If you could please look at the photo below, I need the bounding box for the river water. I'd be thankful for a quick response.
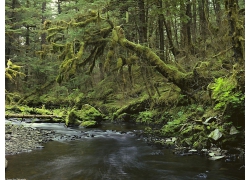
[5,122,244,180]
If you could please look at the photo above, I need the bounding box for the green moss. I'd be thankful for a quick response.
[66,105,103,126]
[112,96,150,120]
[79,120,97,128]
[71,16,98,28]
[81,104,102,120]
[117,57,123,68]
[104,49,114,72]
[209,76,244,111]
[115,26,194,91]
[65,109,81,126]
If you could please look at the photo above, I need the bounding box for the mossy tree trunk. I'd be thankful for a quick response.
[225,0,244,64]
[112,26,199,97]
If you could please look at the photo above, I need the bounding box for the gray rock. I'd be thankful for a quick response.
[230,126,240,135]
[208,129,222,141]
[203,116,217,125]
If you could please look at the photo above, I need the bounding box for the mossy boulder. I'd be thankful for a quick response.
[65,109,82,126]
[79,120,98,128]
[79,104,103,121]
[112,96,150,120]
[65,104,103,127]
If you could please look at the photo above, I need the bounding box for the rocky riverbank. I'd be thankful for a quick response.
[5,123,55,156]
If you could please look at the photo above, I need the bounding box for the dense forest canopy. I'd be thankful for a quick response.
[5,0,245,149]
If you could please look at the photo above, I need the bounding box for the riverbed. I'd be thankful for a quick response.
[5,121,244,180]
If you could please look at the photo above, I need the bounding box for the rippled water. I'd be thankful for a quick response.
[5,121,245,180]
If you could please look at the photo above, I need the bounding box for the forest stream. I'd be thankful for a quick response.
[5,120,244,180]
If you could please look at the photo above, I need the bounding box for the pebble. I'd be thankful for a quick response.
[5,124,53,155]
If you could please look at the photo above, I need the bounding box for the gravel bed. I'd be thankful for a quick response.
[5,123,55,155]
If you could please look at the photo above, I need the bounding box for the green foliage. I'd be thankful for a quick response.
[160,113,187,136]
[158,111,173,123]
[209,77,244,111]
[136,111,153,124]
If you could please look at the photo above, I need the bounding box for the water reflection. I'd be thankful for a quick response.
[5,122,244,180]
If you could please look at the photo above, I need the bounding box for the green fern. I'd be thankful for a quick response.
[210,77,244,111]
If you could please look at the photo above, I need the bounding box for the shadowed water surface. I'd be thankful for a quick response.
[5,122,244,180]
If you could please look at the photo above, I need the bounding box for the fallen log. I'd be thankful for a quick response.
[5,114,61,119]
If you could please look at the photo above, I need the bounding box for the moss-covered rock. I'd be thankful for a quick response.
[65,109,81,126]
[79,104,103,121]
[112,96,150,120]
[79,120,98,128]
[65,104,103,127]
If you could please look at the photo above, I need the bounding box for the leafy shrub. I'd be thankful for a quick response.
[136,111,153,124]
[160,114,187,136]
[209,77,244,111]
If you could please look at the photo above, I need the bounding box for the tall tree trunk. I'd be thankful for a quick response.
[198,0,208,58]
[157,0,165,61]
[24,26,30,83]
[163,19,179,57]
[41,1,47,48]
[99,62,104,81]
[199,0,207,41]
[5,0,18,62]
[180,0,186,47]
[225,0,244,64]
[57,0,62,14]
[186,0,192,48]
[180,0,192,50]
[213,0,222,26]
[192,0,197,44]
[138,0,147,44]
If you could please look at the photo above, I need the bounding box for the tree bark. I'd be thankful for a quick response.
[164,1,179,58]
[225,0,244,64]
[138,0,147,44]
[41,1,47,47]
[113,26,194,94]
[213,0,221,26]
[157,0,165,61]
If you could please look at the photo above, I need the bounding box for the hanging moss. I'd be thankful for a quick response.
[5,60,25,82]
[47,26,66,33]
[116,58,123,69]
[51,43,65,52]
[76,42,85,59]
[126,55,139,65]
[43,20,52,29]
[71,16,98,28]
[104,48,114,72]
[46,32,58,42]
